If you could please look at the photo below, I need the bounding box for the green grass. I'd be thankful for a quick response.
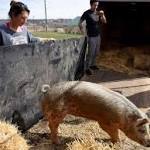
[32,31,82,40]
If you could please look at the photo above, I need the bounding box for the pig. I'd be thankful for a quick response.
[41,81,150,146]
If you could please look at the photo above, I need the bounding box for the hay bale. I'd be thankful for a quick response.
[133,54,150,70]
[0,121,29,150]
[97,50,131,73]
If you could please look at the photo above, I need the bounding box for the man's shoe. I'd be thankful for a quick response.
[90,65,99,70]
[85,69,92,75]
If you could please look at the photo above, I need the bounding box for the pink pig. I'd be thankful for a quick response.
[41,81,150,146]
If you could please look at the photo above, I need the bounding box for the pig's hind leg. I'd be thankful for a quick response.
[47,111,67,144]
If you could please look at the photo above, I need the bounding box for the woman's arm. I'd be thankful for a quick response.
[27,31,40,43]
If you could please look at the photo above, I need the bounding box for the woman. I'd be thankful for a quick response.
[0,1,39,46]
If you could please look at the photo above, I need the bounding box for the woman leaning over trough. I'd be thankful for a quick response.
[0,0,39,46]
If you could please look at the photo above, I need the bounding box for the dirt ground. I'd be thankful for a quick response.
[24,115,149,150]
[24,46,150,150]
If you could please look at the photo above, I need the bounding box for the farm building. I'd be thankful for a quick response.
[98,0,150,45]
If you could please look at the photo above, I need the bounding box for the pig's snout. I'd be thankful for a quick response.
[141,138,150,147]
[146,144,150,147]
[136,135,150,147]
[145,139,150,147]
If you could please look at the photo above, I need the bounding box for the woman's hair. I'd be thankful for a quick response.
[9,1,30,18]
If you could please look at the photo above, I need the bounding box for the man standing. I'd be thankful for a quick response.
[79,0,106,75]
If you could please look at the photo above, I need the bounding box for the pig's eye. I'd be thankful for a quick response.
[138,129,146,134]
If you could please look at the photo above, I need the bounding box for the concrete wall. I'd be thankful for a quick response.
[0,38,84,130]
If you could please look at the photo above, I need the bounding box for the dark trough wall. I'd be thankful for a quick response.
[99,2,150,45]
[0,38,84,131]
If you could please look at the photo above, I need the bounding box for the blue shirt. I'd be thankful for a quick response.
[0,22,39,46]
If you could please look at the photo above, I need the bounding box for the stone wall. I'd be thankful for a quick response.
[0,38,84,130]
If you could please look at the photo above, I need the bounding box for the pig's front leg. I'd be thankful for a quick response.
[98,122,120,143]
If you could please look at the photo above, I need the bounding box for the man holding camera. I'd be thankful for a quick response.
[79,0,106,75]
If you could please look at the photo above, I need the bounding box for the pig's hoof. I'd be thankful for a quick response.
[111,139,120,144]
[52,138,61,145]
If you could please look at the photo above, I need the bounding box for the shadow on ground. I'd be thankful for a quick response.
[81,67,145,83]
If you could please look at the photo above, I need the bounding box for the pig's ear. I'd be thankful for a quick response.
[136,118,149,127]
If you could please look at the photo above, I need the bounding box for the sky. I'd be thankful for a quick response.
[0,0,89,19]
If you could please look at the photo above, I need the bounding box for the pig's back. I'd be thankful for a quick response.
[49,81,140,119]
